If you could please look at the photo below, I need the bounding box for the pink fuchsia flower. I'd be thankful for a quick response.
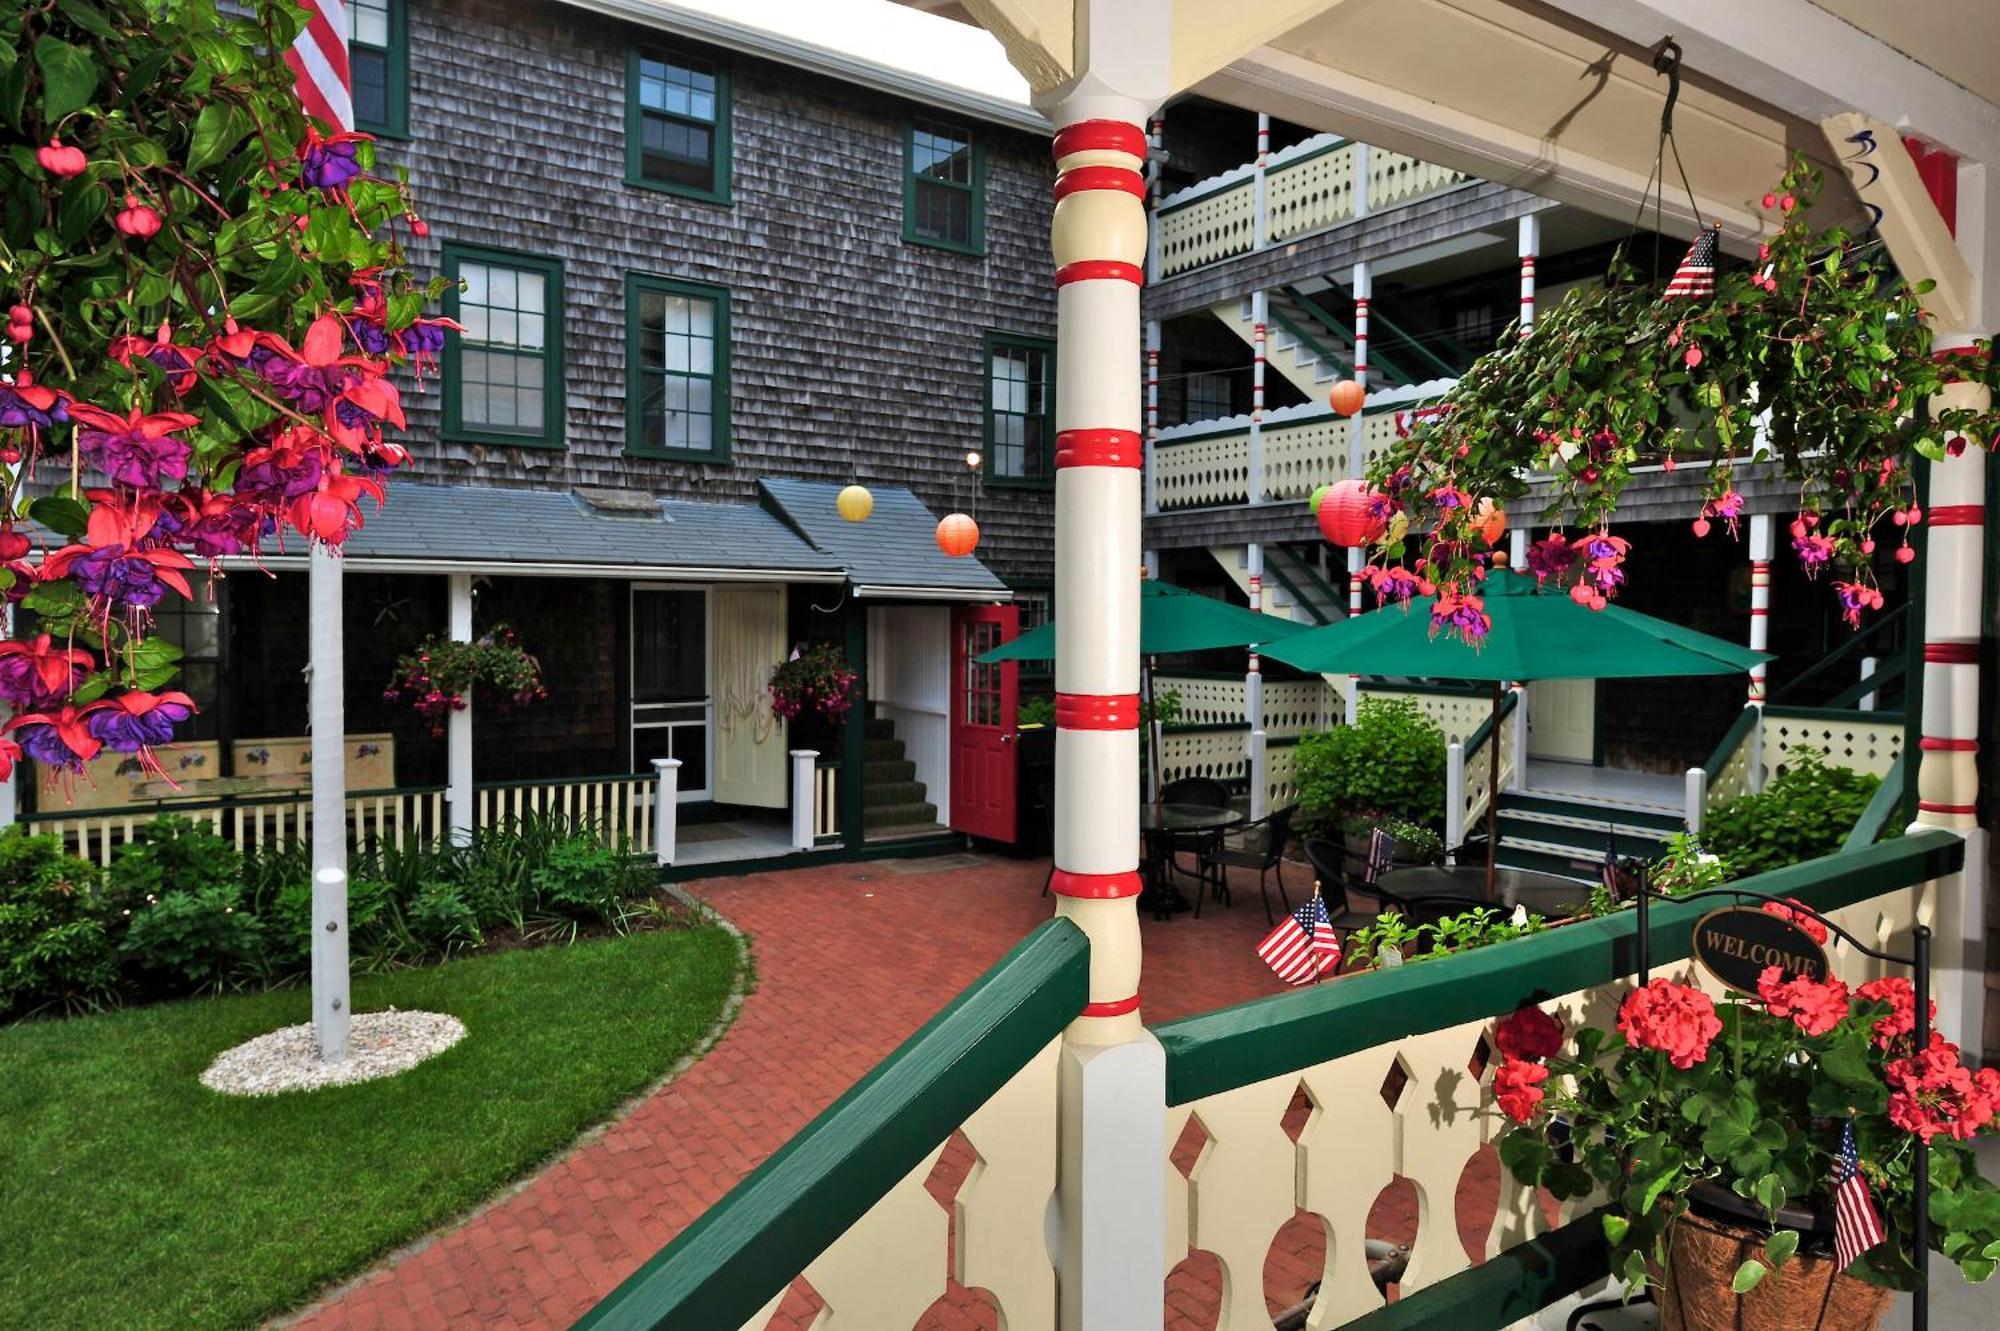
[1834,580,1885,629]
[0,736,21,781]
[5,703,108,770]
[1756,966,1850,1036]
[1700,490,1746,540]
[107,323,202,395]
[0,381,68,432]
[1366,565,1427,603]
[39,493,195,613]
[1494,1004,1564,1062]
[0,634,95,710]
[287,459,385,545]
[1793,531,1836,573]
[35,138,87,178]
[1526,533,1578,585]
[65,403,199,490]
[1432,589,1490,643]
[159,490,264,560]
[1429,485,1471,511]
[1617,979,1721,1069]
[85,690,196,753]
[1493,1057,1549,1123]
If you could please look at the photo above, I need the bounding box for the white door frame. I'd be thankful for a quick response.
[630,582,713,803]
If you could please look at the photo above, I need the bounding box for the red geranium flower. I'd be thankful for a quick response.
[1756,966,1850,1036]
[1493,1057,1549,1124]
[1855,976,1935,1049]
[1887,1033,1994,1143]
[1616,979,1721,1069]
[1759,897,1829,944]
[1494,1004,1564,1062]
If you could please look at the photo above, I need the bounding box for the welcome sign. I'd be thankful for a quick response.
[1691,905,1830,996]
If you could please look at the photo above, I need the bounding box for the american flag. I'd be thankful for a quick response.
[1663,225,1720,299]
[1258,893,1341,985]
[1832,1119,1885,1269]
[1363,827,1395,885]
[283,0,353,131]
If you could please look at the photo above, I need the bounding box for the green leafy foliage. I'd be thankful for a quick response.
[0,832,115,1016]
[1345,906,1546,970]
[1704,748,1884,878]
[1293,696,1447,837]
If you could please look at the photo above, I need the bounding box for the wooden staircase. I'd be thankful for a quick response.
[862,712,942,837]
[1463,788,1684,882]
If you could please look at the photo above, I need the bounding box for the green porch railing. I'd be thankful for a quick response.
[1702,704,1759,779]
[574,918,1090,1331]
[1770,602,1909,706]
[1843,752,1909,852]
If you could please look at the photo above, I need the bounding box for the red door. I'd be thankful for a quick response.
[950,604,1019,842]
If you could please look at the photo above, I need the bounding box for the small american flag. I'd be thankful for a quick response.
[1663,225,1720,299]
[1832,1119,1885,1269]
[1363,828,1395,885]
[283,1,353,131]
[1258,893,1341,985]
[1601,842,1619,892]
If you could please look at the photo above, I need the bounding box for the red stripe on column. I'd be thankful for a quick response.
[1922,737,1979,751]
[1053,120,1147,160]
[1918,800,1977,815]
[1050,869,1143,900]
[1081,995,1142,1018]
[1055,693,1141,729]
[1933,346,1987,382]
[1925,642,1979,664]
[1929,505,1985,527]
[1055,428,1143,469]
[1056,260,1143,287]
[1053,165,1146,200]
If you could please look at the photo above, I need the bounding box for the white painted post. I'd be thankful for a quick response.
[1143,319,1160,514]
[651,757,680,867]
[789,749,818,851]
[1859,655,1879,711]
[1247,728,1268,822]
[1444,740,1465,863]
[1684,767,1707,836]
[1251,113,1270,251]
[447,573,474,845]
[1507,684,1529,792]
[1045,54,1168,1326]
[1517,213,1540,332]
[1510,526,1528,569]
[1248,289,1267,502]
[307,542,349,1061]
[1352,140,1371,220]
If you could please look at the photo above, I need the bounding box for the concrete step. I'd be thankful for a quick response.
[1500,791,1684,833]
[863,780,929,808]
[864,800,939,830]
[1464,834,1614,885]
[1494,814,1672,859]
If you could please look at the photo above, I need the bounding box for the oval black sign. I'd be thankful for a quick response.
[1691,906,1830,996]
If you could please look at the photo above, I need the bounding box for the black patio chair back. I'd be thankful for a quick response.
[1159,776,1231,809]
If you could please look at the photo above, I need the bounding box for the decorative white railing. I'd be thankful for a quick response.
[814,762,840,843]
[22,786,447,866]
[1356,682,1495,747]
[1155,136,1471,278]
[1760,706,1903,784]
[1150,384,1453,513]
[1154,674,1334,739]
[474,773,660,852]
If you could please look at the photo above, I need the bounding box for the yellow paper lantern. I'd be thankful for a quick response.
[836,484,874,523]
[936,513,980,557]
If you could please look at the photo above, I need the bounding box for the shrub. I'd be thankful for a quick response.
[532,837,632,923]
[1293,696,1447,837]
[406,882,481,951]
[1703,748,1882,879]
[120,882,264,993]
[109,817,243,907]
[0,833,116,1017]
[1381,817,1444,865]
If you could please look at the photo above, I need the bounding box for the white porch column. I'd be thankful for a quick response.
[1747,514,1773,706]
[1685,768,1707,836]
[652,757,680,867]
[447,573,474,845]
[1859,655,1879,712]
[1043,34,1167,1323]
[1444,740,1466,861]
[1517,213,1540,331]
[1246,543,1266,817]
[1507,683,1529,793]
[1252,112,1271,251]
[1509,526,1528,569]
[307,543,349,1061]
[789,749,818,850]
[1248,288,1267,501]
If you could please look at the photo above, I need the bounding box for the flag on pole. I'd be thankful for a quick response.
[1363,827,1395,885]
[1663,224,1720,299]
[1832,1119,1885,1269]
[283,1,353,131]
[1258,893,1341,985]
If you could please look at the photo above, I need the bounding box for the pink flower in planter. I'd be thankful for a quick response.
[65,403,199,490]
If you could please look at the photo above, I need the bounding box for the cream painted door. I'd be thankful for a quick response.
[712,584,789,808]
[1528,678,1596,762]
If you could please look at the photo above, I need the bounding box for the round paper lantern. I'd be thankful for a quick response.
[1309,483,1332,515]
[836,484,874,523]
[1472,499,1507,547]
[1315,478,1385,548]
[1328,379,1366,417]
[936,512,980,557]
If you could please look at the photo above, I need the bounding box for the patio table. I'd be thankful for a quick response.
[1377,864,1594,920]
[1138,802,1243,917]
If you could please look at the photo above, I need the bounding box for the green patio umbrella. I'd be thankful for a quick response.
[1262,569,1769,891]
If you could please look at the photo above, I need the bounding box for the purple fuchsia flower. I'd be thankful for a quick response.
[1834,579,1886,630]
[299,128,369,190]
[1366,565,1429,603]
[38,492,195,614]
[109,324,202,395]
[0,382,68,430]
[1430,485,1471,511]
[5,705,107,771]
[85,691,196,753]
[234,442,325,505]
[1432,590,1491,643]
[1794,531,1836,572]
[0,634,94,710]
[65,403,198,490]
[1526,533,1578,584]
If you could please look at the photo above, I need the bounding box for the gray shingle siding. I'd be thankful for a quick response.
[377,0,1057,587]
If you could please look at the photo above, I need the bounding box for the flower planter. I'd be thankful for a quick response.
[1654,1199,1891,1331]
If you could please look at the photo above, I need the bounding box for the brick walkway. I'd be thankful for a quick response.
[288,851,1493,1330]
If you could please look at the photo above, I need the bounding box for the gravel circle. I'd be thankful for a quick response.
[200,1010,467,1097]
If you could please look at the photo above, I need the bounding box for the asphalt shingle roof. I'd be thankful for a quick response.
[758,478,1008,596]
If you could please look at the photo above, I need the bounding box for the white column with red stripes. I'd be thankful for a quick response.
[1048,104,1164,1331]
[1143,319,1160,514]
[1249,289,1267,501]
[1343,259,1372,724]
[1246,543,1266,819]
[1252,113,1271,251]
[1747,513,1773,706]
[1518,213,1540,332]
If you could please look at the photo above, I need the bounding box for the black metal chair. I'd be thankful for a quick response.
[1303,836,1394,950]
[1206,804,1298,923]
[1157,776,1231,899]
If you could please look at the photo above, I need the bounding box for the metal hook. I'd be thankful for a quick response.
[1651,37,1683,137]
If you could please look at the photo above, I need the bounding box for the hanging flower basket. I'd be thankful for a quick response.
[1364,157,2000,644]
[384,625,547,737]
[768,643,859,724]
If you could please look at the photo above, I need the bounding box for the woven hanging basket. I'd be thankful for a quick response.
[1652,1209,1893,1331]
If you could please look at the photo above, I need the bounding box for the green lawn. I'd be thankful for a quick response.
[0,921,743,1331]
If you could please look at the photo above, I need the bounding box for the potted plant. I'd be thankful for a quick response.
[1492,955,2000,1330]
[768,643,859,728]
[1293,696,1447,840]
[384,625,546,738]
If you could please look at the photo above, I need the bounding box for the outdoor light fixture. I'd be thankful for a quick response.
[964,450,982,470]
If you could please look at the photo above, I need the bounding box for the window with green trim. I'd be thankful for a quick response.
[442,247,564,448]
[627,48,731,202]
[626,274,730,461]
[349,0,407,138]
[904,118,984,254]
[984,334,1055,485]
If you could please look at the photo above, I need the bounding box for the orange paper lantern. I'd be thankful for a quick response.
[1472,499,1507,547]
[1315,478,1385,548]
[936,512,980,557]
[1328,379,1366,417]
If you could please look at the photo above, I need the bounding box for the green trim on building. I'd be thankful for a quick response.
[624,45,733,205]
[623,272,732,463]
[573,917,1090,1331]
[982,330,1057,489]
[440,244,565,450]
[349,0,409,140]
[901,115,986,256]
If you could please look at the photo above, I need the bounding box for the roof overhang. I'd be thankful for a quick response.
[853,583,1015,601]
[230,556,847,582]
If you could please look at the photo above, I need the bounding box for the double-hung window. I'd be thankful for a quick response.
[627,49,731,202]
[627,275,730,461]
[904,118,984,254]
[442,246,564,448]
[984,334,1055,485]
[349,0,407,137]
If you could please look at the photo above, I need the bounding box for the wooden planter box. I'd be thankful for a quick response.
[231,734,397,792]
[37,741,223,811]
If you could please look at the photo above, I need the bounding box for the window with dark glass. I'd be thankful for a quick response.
[626,274,730,460]
[349,0,405,137]
[154,582,223,742]
[627,49,730,201]
[1184,370,1234,422]
[442,247,564,447]
[904,118,984,254]
[984,334,1055,485]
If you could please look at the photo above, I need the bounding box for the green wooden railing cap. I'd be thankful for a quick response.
[1343,1208,1611,1331]
[573,917,1090,1331]
[1152,830,1962,1105]
[1702,703,1760,776]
